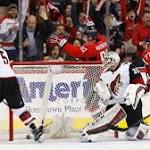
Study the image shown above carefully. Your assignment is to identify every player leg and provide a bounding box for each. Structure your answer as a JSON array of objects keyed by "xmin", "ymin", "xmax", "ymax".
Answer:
[
  {"xmin": 122, "ymin": 101, "xmax": 149, "ymax": 140},
  {"xmin": 122, "ymin": 84, "xmax": 149, "ymax": 140},
  {"xmin": 80, "ymin": 103, "xmax": 126, "ymax": 142},
  {"xmin": 125, "ymin": 123, "xmax": 149, "ymax": 140},
  {"xmin": 4, "ymin": 77, "xmax": 44, "ymax": 142},
  {"xmin": 80, "ymin": 80, "xmax": 124, "ymax": 142}
]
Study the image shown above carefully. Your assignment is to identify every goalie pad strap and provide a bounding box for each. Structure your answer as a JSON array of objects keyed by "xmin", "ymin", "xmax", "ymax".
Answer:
[{"xmin": 86, "ymin": 104, "xmax": 126, "ymax": 135}]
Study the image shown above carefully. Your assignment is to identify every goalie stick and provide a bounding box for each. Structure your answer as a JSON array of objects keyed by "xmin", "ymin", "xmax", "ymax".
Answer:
[
  {"xmin": 108, "ymin": 113, "xmax": 150, "ymax": 132},
  {"xmin": 102, "ymin": 97, "xmax": 126, "ymax": 106}
]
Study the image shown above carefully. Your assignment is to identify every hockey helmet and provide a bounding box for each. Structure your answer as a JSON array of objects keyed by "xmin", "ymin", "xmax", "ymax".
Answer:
[
  {"xmin": 104, "ymin": 51, "xmax": 120, "ymax": 66},
  {"xmin": 80, "ymin": 15, "xmax": 97, "ymax": 38}
]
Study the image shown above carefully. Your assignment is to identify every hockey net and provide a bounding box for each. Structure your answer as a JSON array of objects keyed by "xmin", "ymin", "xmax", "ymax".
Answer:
[{"xmin": 0, "ymin": 61, "xmax": 119, "ymax": 141}]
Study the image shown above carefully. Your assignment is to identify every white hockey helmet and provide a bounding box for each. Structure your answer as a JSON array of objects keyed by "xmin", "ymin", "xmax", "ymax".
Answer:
[{"xmin": 104, "ymin": 51, "xmax": 120, "ymax": 66}]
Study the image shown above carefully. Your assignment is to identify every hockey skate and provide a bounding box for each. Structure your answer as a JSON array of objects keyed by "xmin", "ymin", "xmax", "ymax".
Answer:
[
  {"xmin": 31, "ymin": 125, "xmax": 45, "ymax": 143},
  {"xmin": 80, "ymin": 130, "xmax": 93, "ymax": 142}
]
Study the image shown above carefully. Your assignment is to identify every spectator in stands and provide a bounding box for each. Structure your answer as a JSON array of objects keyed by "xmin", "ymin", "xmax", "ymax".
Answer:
[
  {"xmin": 36, "ymin": 3, "xmax": 55, "ymax": 41},
  {"xmin": 114, "ymin": 42, "xmax": 126, "ymax": 61},
  {"xmin": 103, "ymin": 14, "xmax": 123, "ymax": 50},
  {"xmin": 73, "ymin": 39, "xmax": 82, "ymax": 47},
  {"xmin": 89, "ymin": 0, "xmax": 120, "ymax": 35},
  {"xmin": 144, "ymin": 3, "xmax": 150, "ymax": 12},
  {"xmin": 57, "ymin": 2, "xmax": 75, "ymax": 39},
  {"xmin": 75, "ymin": 31, "xmax": 82, "ymax": 40},
  {"xmin": 1, "ymin": 0, "xmax": 148, "ymax": 62},
  {"xmin": 132, "ymin": 11, "xmax": 150, "ymax": 59},
  {"xmin": 54, "ymin": 24, "xmax": 66, "ymax": 36},
  {"xmin": 48, "ymin": 24, "xmax": 77, "ymax": 60},
  {"xmin": 78, "ymin": 12, "xmax": 87, "ymax": 30},
  {"xmin": 43, "ymin": 44, "xmax": 63, "ymax": 61},
  {"xmin": 122, "ymin": 8, "xmax": 137, "ymax": 42},
  {"xmin": 120, "ymin": 0, "xmax": 146, "ymax": 42},
  {"xmin": 0, "ymin": 3, "xmax": 19, "ymax": 61},
  {"xmin": 47, "ymin": 15, "xmax": 108, "ymax": 61},
  {"xmin": 22, "ymin": 15, "xmax": 45, "ymax": 61},
  {"xmin": 58, "ymin": 3, "xmax": 72, "ymax": 25}
]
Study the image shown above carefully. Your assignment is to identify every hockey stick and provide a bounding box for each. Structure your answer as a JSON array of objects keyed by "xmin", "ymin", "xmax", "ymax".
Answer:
[
  {"xmin": 108, "ymin": 113, "xmax": 150, "ymax": 132},
  {"xmin": 38, "ymin": 67, "xmax": 54, "ymax": 127},
  {"xmin": 103, "ymin": 97, "xmax": 126, "ymax": 106},
  {"xmin": 26, "ymin": 67, "xmax": 53, "ymax": 139}
]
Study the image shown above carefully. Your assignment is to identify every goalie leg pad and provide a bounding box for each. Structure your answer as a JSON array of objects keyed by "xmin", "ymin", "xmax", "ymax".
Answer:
[
  {"xmin": 125, "ymin": 123, "xmax": 150, "ymax": 140},
  {"xmin": 83, "ymin": 104, "xmax": 126, "ymax": 135}
]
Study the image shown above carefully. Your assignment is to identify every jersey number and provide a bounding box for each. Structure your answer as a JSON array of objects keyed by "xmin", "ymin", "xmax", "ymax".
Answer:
[
  {"xmin": 100, "ymin": 50, "xmax": 107, "ymax": 62},
  {"xmin": 0, "ymin": 51, "xmax": 9, "ymax": 64}
]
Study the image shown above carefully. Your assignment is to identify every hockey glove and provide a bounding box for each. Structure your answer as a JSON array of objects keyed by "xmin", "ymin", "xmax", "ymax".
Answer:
[{"xmin": 47, "ymin": 34, "xmax": 67, "ymax": 48}]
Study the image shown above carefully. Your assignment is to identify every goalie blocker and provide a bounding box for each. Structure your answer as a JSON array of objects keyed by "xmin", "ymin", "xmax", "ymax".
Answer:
[{"xmin": 80, "ymin": 51, "xmax": 149, "ymax": 142}]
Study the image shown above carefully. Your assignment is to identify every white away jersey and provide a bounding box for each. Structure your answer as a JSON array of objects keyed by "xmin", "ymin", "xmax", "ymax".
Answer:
[
  {"xmin": 0, "ymin": 48, "xmax": 15, "ymax": 77},
  {"xmin": 100, "ymin": 63, "xmax": 131, "ymax": 99}
]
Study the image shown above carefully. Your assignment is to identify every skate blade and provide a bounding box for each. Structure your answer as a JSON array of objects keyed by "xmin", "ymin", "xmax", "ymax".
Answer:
[{"xmin": 36, "ymin": 135, "xmax": 46, "ymax": 143}]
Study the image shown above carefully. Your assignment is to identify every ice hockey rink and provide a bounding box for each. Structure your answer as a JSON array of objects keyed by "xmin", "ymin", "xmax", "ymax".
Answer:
[
  {"xmin": 0, "ymin": 68, "xmax": 150, "ymax": 150},
  {"xmin": 0, "ymin": 139, "xmax": 150, "ymax": 150},
  {"xmin": 0, "ymin": 134, "xmax": 150, "ymax": 150}
]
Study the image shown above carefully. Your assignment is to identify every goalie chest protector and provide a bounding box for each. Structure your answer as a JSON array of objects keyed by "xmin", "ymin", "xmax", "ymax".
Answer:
[{"xmin": 100, "ymin": 63, "xmax": 131, "ymax": 99}]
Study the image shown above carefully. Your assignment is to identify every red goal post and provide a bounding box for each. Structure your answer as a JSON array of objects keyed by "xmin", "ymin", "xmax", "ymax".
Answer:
[{"xmin": 5, "ymin": 61, "xmax": 147, "ymax": 141}]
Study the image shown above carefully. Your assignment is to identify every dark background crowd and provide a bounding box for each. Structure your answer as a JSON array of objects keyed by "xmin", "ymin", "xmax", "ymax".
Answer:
[{"xmin": 0, "ymin": 0, "xmax": 150, "ymax": 67}]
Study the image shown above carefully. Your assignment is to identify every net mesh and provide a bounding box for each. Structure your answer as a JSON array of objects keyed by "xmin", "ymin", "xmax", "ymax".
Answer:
[
  {"xmin": 0, "ymin": 62, "xmax": 116, "ymax": 140},
  {"xmin": 13, "ymin": 63, "xmax": 104, "ymax": 113}
]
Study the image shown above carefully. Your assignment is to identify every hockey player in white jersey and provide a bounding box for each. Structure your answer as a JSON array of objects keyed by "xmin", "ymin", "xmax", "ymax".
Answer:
[
  {"xmin": 80, "ymin": 51, "xmax": 149, "ymax": 142},
  {"xmin": 0, "ymin": 48, "xmax": 43, "ymax": 142}
]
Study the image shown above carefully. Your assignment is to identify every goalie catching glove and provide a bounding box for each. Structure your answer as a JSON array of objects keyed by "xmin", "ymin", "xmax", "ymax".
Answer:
[
  {"xmin": 89, "ymin": 80, "xmax": 112, "ymax": 120},
  {"xmin": 94, "ymin": 80, "xmax": 111, "ymax": 102},
  {"xmin": 123, "ymin": 84, "xmax": 146, "ymax": 110}
]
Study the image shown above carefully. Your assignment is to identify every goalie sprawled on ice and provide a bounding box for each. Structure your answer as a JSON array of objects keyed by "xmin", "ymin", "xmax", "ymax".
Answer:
[{"xmin": 81, "ymin": 51, "xmax": 150, "ymax": 142}]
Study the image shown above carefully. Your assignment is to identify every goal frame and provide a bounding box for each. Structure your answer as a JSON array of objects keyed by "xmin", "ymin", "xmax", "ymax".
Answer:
[
  {"xmin": 7, "ymin": 61, "xmax": 146, "ymax": 141},
  {"xmin": 8, "ymin": 61, "xmax": 102, "ymax": 141}
]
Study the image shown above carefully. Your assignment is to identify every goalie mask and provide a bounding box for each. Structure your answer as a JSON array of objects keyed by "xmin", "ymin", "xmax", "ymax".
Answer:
[{"xmin": 104, "ymin": 51, "xmax": 120, "ymax": 70}]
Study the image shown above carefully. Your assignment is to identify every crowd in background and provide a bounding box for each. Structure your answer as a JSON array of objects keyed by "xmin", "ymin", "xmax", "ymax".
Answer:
[{"xmin": 0, "ymin": 0, "xmax": 150, "ymax": 67}]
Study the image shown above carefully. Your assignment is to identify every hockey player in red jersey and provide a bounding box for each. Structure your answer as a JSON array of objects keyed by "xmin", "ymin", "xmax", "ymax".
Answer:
[
  {"xmin": 0, "ymin": 48, "xmax": 43, "ymax": 142},
  {"xmin": 47, "ymin": 15, "xmax": 108, "ymax": 62},
  {"xmin": 80, "ymin": 51, "xmax": 149, "ymax": 142},
  {"xmin": 142, "ymin": 42, "xmax": 150, "ymax": 88}
]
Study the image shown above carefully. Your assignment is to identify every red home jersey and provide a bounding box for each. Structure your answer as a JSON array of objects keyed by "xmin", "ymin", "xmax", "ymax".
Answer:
[{"xmin": 63, "ymin": 34, "xmax": 108, "ymax": 63}]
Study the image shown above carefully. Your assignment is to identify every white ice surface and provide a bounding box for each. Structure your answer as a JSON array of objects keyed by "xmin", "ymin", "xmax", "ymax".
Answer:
[{"xmin": 0, "ymin": 135, "xmax": 150, "ymax": 150}]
